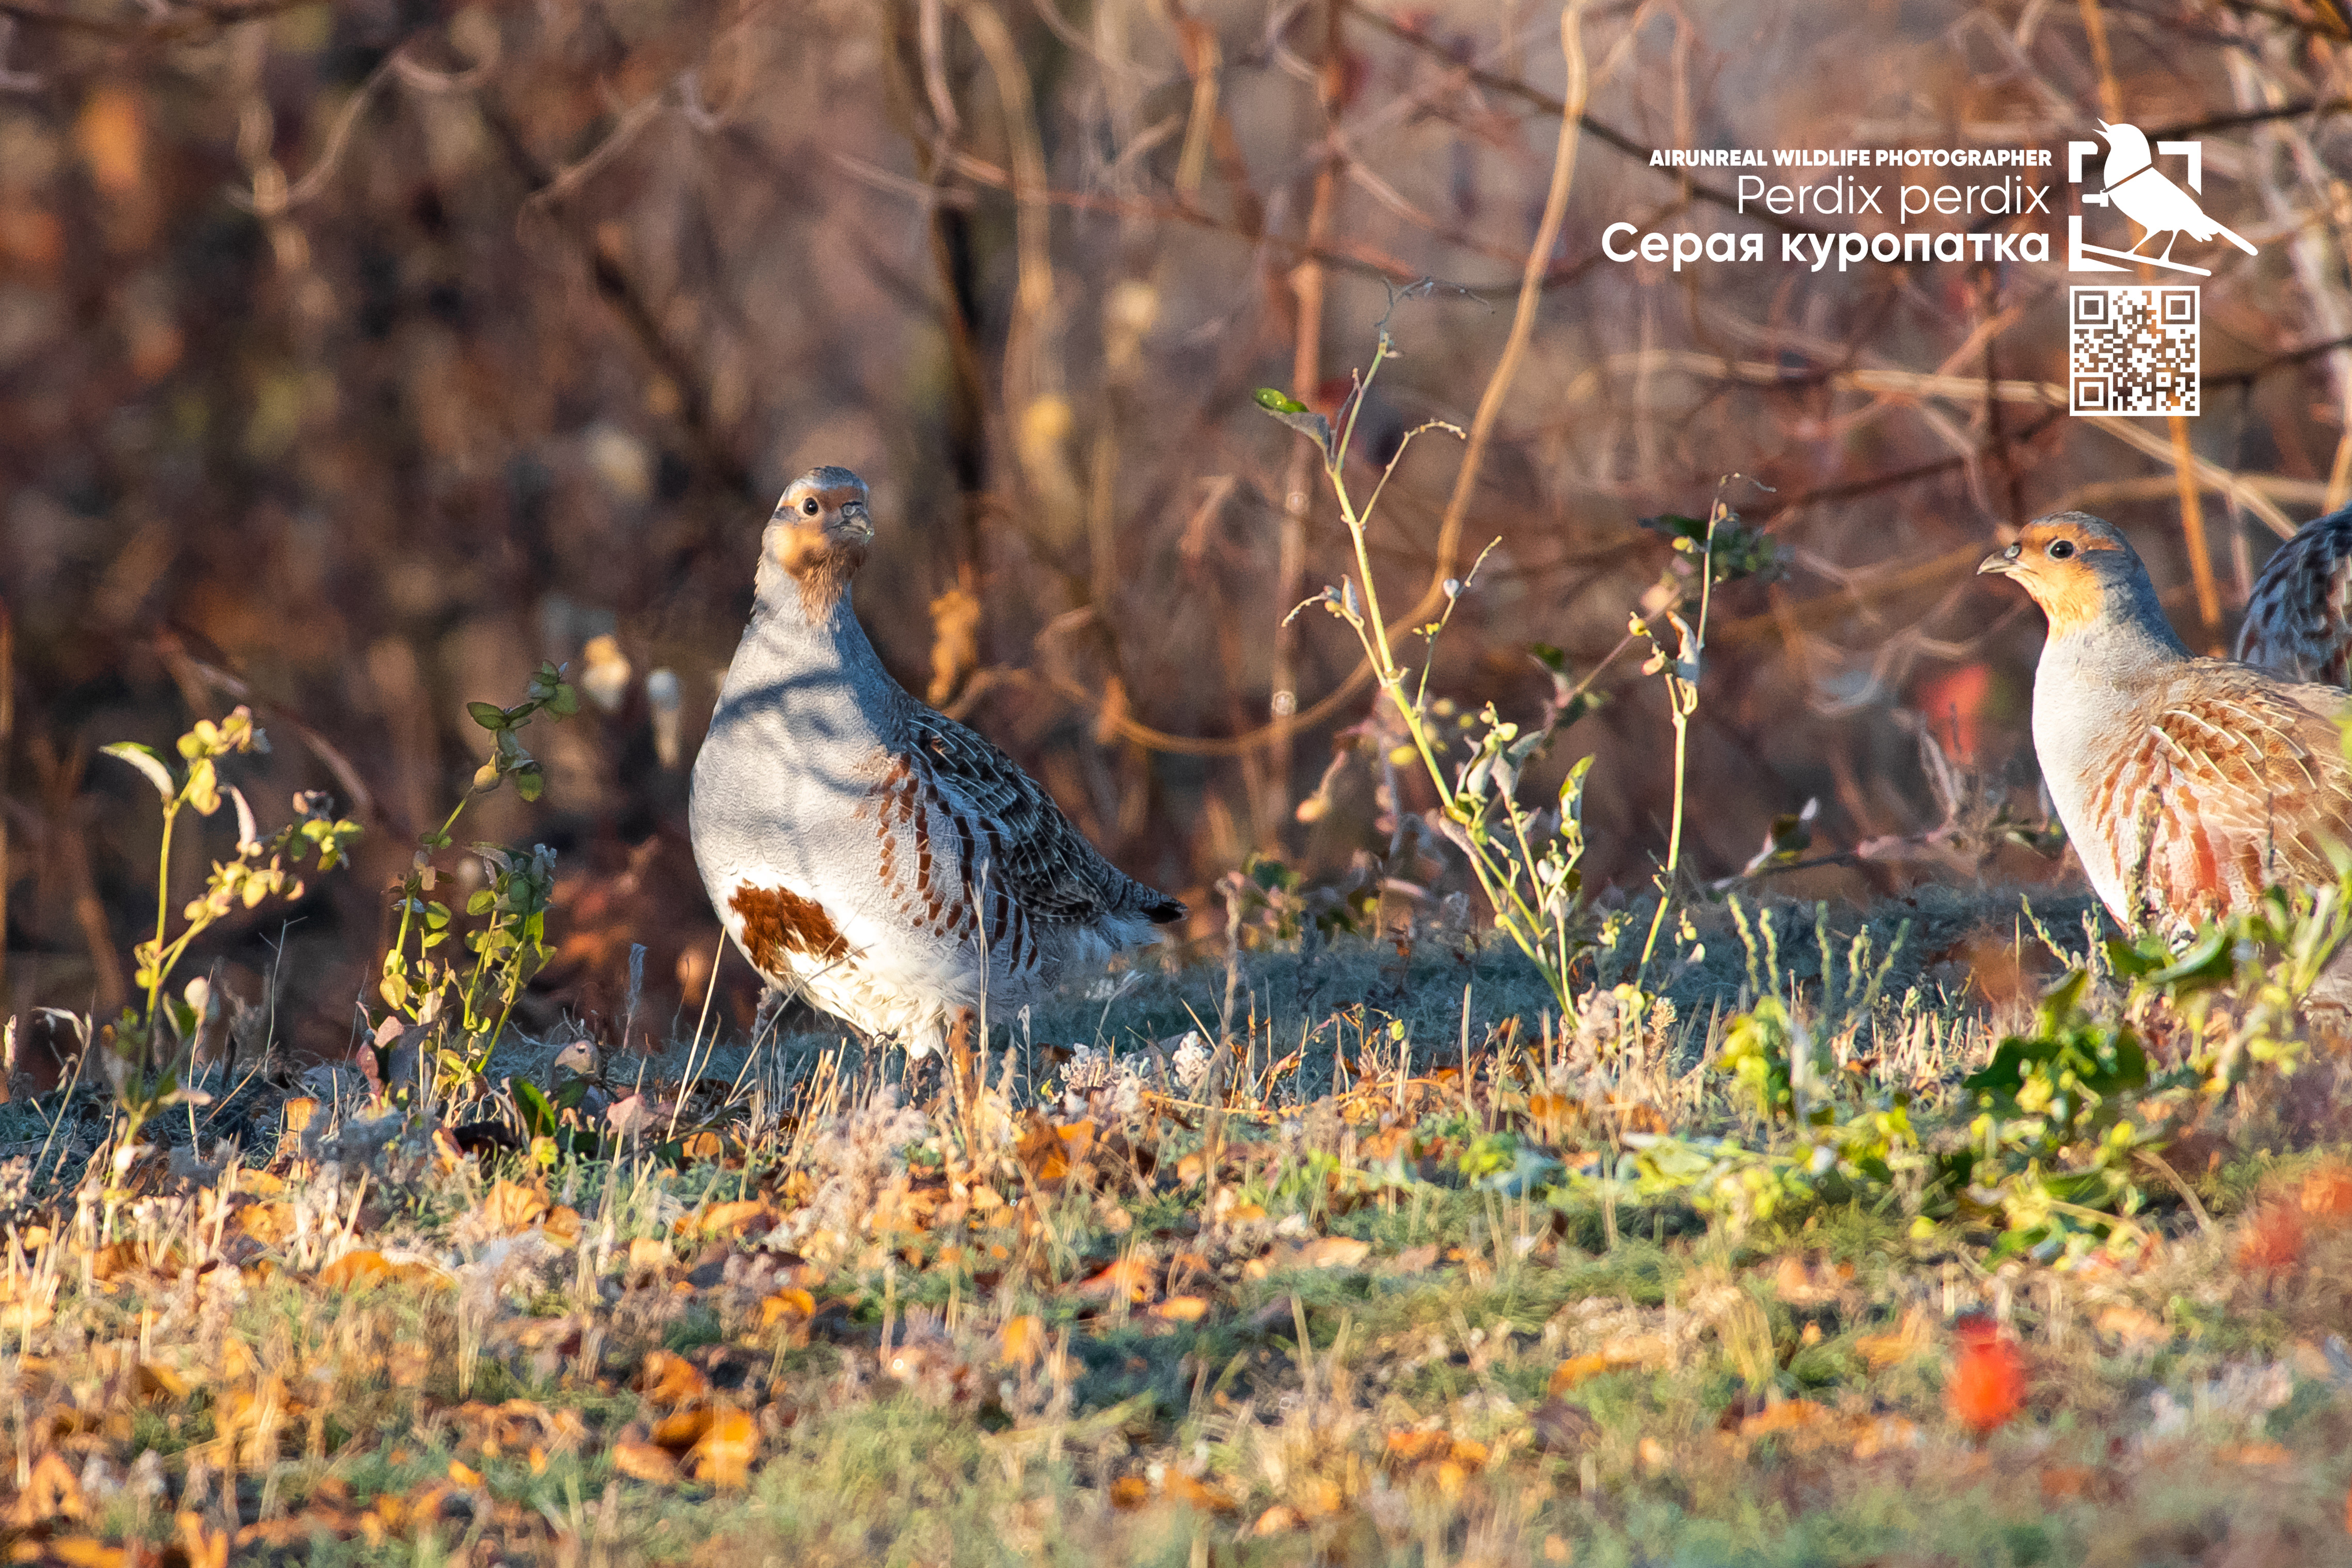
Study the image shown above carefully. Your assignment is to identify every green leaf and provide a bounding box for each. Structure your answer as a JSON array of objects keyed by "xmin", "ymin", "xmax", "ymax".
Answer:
[
  {"xmin": 512, "ymin": 1076, "xmax": 557, "ymax": 1139},
  {"xmin": 466, "ymin": 889, "xmax": 496, "ymax": 916},
  {"xmin": 466, "ymin": 701, "xmax": 509, "ymax": 731},
  {"xmin": 102, "ymin": 742, "xmax": 175, "ymax": 802},
  {"xmin": 1254, "ymin": 388, "xmax": 1309, "ymax": 414},
  {"xmin": 513, "ymin": 765, "xmax": 545, "ymax": 803},
  {"xmin": 547, "ymin": 683, "xmax": 579, "ymax": 718}
]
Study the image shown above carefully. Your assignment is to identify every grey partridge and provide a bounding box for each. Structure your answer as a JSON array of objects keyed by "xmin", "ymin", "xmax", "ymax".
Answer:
[
  {"xmin": 689, "ymin": 467, "xmax": 1185, "ymax": 1059},
  {"xmin": 1981, "ymin": 511, "xmax": 2352, "ymax": 938}
]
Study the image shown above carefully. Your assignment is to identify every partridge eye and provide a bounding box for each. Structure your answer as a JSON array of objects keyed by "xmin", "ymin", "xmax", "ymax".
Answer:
[
  {"xmin": 801, "ymin": 497, "xmax": 821, "ymax": 517},
  {"xmin": 2047, "ymin": 539, "xmax": 2076, "ymax": 560}
]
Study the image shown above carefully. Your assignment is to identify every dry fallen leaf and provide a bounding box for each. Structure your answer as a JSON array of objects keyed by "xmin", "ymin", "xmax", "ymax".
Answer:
[
  {"xmin": 638, "ymin": 1350, "xmax": 709, "ymax": 1406},
  {"xmin": 1071, "ymin": 1256, "xmax": 1154, "ymax": 1303},
  {"xmin": 1298, "ymin": 1237, "xmax": 1370, "ymax": 1270},
  {"xmin": 1548, "ymin": 1353, "xmax": 1613, "ymax": 1395},
  {"xmin": 481, "ymin": 1179, "xmax": 550, "ymax": 1236},
  {"xmin": 543, "ymin": 1205, "xmax": 582, "ymax": 1250},
  {"xmin": 761, "ymin": 1287, "xmax": 816, "ymax": 1329},
  {"xmin": 1162, "ymin": 1470, "xmax": 1234, "ymax": 1513},
  {"xmin": 1001, "ymin": 1314, "xmax": 1046, "ymax": 1368},
  {"xmin": 680, "ymin": 1199, "xmax": 774, "ymax": 1239},
  {"xmin": 13, "ymin": 1450, "xmax": 83, "ymax": 1525},
  {"xmin": 1852, "ymin": 1306, "xmax": 1933, "ymax": 1370},
  {"xmin": 178, "ymin": 1511, "xmax": 229, "ymax": 1568},
  {"xmin": 1155, "ymin": 1295, "xmax": 1209, "ymax": 1323},
  {"xmin": 611, "ymin": 1431, "xmax": 680, "ymax": 1484},
  {"xmin": 1253, "ymin": 1504, "xmax": 1301, "ymax": 1536},
  {"xmin": 2093, "ymin": 1304, "xmax": 2168, "ymax": 1349},
  {"xmin": 688, "ymin": 1406, "xmax": 759, "ymax": 1488},
  {"xmin": 1738, "ymin": 1399, "xmax": 1832, "ymax": 1438},
  {"xmin": 318, "ymin": 1251, "xmax": 392, "ymax": 1290},
  {"xmin": 1109, "ymin": 1476, "xmax": 1151, "ymax": 1511}
]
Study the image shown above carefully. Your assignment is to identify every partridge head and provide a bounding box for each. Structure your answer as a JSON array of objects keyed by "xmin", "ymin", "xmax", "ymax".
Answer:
[{"xmin": 762, "ymin": 466, "xmax": 875, "ymax": 615}]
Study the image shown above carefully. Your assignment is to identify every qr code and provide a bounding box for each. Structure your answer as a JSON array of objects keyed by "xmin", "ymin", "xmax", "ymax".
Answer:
[{"xmin": 2070, "ymin": 287, "xmax": 2199, "ymax": 417}]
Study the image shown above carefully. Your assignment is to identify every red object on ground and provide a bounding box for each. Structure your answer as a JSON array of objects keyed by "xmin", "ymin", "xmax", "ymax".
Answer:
[
  {"xmin": 2236, "ymin": 1202, "xmax": 2307, "ymax": 1274},
  {"xmin": 1947, "ymin": 1313, "xmax": 2026, "ymax": 1437}
]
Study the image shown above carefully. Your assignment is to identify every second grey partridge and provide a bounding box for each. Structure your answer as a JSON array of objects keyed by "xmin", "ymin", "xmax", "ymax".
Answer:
[
  {"xmin": 1981, "ymin": 511, "xmax": 2352, "ymax": 940},
  {"xmin": 2237, "ymin": 503, "xmax": 2352, "ymax": 688},
  {"xmin": 688, "ymin": 466, "xmax": 1185, "ymax": 1060}
]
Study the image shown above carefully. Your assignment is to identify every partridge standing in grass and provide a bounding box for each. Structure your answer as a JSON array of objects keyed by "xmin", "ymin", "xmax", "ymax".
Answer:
[
  {"xmin": 689, "ymin": 467, "xmax": 1186, "ymax": 1065},
  {"xmin": 2236, "ymin": 503, "xmax": 2352, "ymax": 688},
  {"xmin": 1980, "ymin": 512, "xmax": 2352, "ymax": 944}
]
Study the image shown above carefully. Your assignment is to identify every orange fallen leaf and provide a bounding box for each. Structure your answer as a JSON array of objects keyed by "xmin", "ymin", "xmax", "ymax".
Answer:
[
  {"xmin": 543, "ymin": 1206, "xmax": 582, "ymax": 1250},
  {"xmin": 318, "ymin": 1250, "xmax": 393, "ymax": 1291},
  {"xmin": 1001, "ymin": 1314, "xmax": 1046, "ymax": 1368},
  {"xmin": 1739, "ymin": 1399, "xmax": 1832, "ymax": 1438},
  {"xmin": 1072, "ymin": 1256, "xmax": 1154, "ymax": 1303},
  {"xmin": 627, "ymin": 1237, "xmax": 670, "ymax": 1274},
  {"xmin": 2093, "ymin": 1304, "xmax": 2168, "ymax": 1349},
  {"xmin": 688, "ymin": 1407, "xmax": 759, "ymax": 1488},
  {"xmin": 680, "ymin": 1130, "xmax": 724, "ymax": 1161},
  {"xmin": 761, "ymin": 1288, "xmax": 816, "ymax": 1329},
  {"xmin": 680, "ymin": 1199, "xmax": 773, "ymax": 1239},
  {"xmin": 447, "ymin": 1460, "xmax": 482, "ymax": 1487},
  {"xmin": 1253, "ymin": 1504, "xmax": 1301, "ymax": 1536},
  {"xmin": 281, "ymin": 1097, "xmax": 319, "ymax": 1135},
  {"xmin": 653, "ymin": 1407, "xmax": 715, "ymax": 1451},
  {"xmin": 1109, "ymin": 1476, "xmax": 1151, "ymax": 1511},
  {"xmin": 1155, "ymin": 1295, "xmax": 1209, "ymax": 1323},
  {"xmin": 1385, "ymin": 1429, "xmax": 1452, "ymax": 1465},
  {"xmin": 2306, "ymin": 1165, "xmax": 2352, "ymax": 1224},
  {"xmin": 1016, "ymin": 1118, "xmax": 1070, "ymax": 1183},
  {"xmin": 1852, "ymin": 1306, "xmax": 1932, "ymax": 1369},
  {"xmin": 13, "ymin": 1451, "xmax": 83, "ymax": 1525},
  {"xmin": 1162, "ymin": 1470, "xmax": 1234, "ymax": 1513},
  {"xmin": 235, "ymin": 1202, "xmax": 297, "ymax": 1247},
  {"xmin": 177, "ymin": 1511, "xmax": 228, "ymax": 1568},
  {"xmin": 638, "ymin": 1350, "xmax": 709, "ymax": 1406},
  {"xmin": 1548, "ymin": 1353, "xmax": 1613, "ymax": 1395},
  {"xmin": 135, "ymin": 1361, "xmax": 192, "ymax": 1402},
  {"xmin": 1849, "ymin": 1415, "xmax": 1920, "ymax": 1460},
  {"xmin": 481, "ymin": 1179, "xmax": 549, "ymax": 1236},
  {"xmin": 41, "ymin": 1536, "xmax": 127, "ymax": 1568}
]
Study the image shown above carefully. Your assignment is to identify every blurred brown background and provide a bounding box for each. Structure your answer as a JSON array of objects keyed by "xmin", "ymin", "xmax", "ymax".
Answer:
[{"xmin": 3, "ymin": 0, "xmax": 2348, "ymax": 1057}]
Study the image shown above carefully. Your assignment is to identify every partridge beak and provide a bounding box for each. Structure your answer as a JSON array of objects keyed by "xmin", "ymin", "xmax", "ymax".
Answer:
[
  {"xmin": 1978, "ymin": 546, "xmax": 2020, "ymax": 576},
  {"xmin": 839, "ymin": 500, "xmax": 874, "ymax": 542}
]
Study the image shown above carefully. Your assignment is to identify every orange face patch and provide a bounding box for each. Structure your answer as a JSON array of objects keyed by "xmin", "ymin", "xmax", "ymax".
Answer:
[
  {"xmin": 730, "ymin": 884, "xmax": 849, "ymax": 972},
  {"xmin": 1994, "ymin": 520, "xmax": 2119, "ymax": 638}
]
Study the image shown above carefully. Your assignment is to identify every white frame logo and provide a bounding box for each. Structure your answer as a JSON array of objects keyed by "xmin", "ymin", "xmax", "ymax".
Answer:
[{"xmin": 2066, "ymin": 122, "xmax": 2256, "ymax": 276}]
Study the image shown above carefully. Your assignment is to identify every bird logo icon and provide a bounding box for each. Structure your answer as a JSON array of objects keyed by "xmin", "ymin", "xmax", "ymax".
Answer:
[{"xmin": 2069, "ymin": 121, "xmax": 2257, "ymax": 276}]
